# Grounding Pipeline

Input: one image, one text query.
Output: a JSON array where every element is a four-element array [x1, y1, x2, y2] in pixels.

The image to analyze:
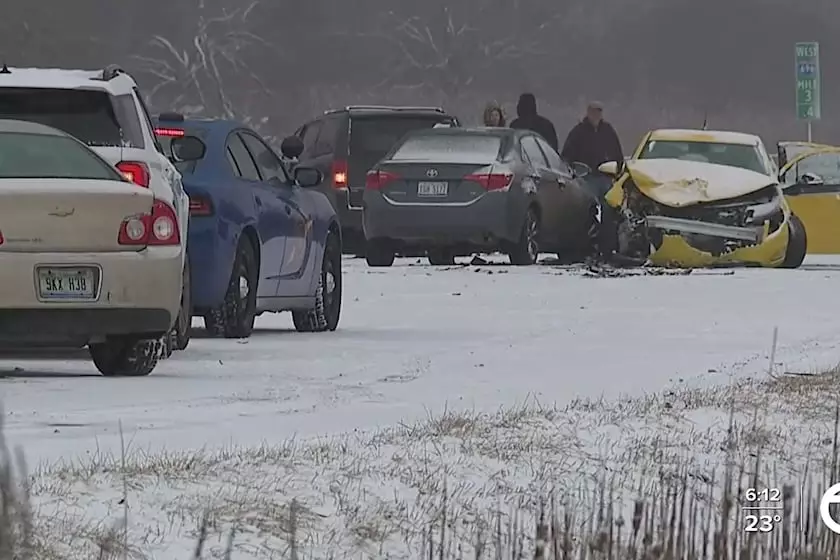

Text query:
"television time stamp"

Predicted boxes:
[[742, 487, 783, 533]]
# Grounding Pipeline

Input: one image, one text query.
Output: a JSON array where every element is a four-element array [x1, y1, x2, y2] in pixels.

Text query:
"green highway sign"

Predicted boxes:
[[796, 41, 820, 120]]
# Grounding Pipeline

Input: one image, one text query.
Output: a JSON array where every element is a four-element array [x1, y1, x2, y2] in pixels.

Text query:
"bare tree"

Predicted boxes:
[[345, 0, 554, 97], [132, 0, 275, 118]]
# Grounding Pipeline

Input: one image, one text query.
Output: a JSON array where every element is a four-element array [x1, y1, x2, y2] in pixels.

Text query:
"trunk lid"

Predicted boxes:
[[347, 114, 456, 206], [373, 162, 503, 204], [625, 159, 774, 207], [0, 179, 154, 252]]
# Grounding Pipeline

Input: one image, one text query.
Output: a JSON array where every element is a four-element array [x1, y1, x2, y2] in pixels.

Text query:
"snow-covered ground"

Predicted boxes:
[[3, 256, 840, 557], [2, 256, 840, 467]]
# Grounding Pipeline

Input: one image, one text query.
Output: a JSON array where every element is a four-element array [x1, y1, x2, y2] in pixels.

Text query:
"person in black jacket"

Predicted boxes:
[[509, 93, 558, 151], [560, 101, 623, 199], [561, 102, 624, 261]]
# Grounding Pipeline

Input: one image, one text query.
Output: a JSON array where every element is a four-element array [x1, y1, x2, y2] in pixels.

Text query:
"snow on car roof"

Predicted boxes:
[[0, 67, 135, 93], [648, 129, 759, 146]]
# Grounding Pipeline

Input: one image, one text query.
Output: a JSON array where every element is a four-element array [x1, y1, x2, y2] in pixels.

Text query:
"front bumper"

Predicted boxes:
[[647, 214, 790, 268]]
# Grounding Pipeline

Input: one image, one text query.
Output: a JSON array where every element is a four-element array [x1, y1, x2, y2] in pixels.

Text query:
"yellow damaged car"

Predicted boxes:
[[776, 141, 840, 254], [597, 129, 807, 268]]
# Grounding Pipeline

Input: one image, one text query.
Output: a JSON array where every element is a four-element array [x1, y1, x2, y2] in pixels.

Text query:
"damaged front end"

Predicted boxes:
[[616, 177, 789, 266]]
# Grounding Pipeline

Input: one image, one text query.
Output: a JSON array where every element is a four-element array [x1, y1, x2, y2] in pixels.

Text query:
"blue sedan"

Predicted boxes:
[[153, 113, 342, 339]]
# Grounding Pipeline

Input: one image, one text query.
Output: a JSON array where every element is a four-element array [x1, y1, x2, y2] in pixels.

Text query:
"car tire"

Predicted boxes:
[[365, 239, 395, 267], [781, 213, 807, 269], [292, 231, 342, 332], [203, 311, 224, 337], [427, 249, 455, 266], [172, 259, 192, 351], [89, 336, 162, 377], [216, 238, 258, 338], [508, 208, 540, 265]]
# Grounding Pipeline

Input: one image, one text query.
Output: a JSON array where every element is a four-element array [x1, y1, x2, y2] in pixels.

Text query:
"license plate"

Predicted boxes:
[[37, 267, 97, 301], [417, 181, 448, 196]]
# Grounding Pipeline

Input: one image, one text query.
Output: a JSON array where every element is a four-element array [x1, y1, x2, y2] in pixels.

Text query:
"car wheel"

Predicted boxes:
[[89, 336, 162, 377], [172, 259, 192, 350], [365, 239, 395, 267], [216, 238, 258, 338], [781, 213, 807, 269], [427, 249, 455, 266], [292, 231, 342, 332], [508, 208, 540, 265]]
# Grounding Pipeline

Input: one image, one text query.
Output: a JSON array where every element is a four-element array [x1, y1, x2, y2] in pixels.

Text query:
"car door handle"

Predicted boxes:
[[285, 205, 291, 215], [255, 196, 262, 206]]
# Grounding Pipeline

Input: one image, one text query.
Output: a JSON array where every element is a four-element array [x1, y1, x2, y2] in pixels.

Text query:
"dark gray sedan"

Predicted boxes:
[[361, 127, 599, 266]]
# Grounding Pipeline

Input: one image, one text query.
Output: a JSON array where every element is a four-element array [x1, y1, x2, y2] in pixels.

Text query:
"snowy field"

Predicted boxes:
[[3, 256, 840, 557]]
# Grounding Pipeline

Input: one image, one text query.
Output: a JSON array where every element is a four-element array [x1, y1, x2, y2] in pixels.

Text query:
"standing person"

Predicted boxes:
[[560, 102, 624, 262], [482, 102, 506, 127], [509, 93, 558, 151], [560, 101, 623, 200]]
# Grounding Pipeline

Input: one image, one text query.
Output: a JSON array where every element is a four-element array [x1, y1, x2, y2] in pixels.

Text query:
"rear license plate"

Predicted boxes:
[[417, 181, 449, 196], [37, 267, 97, 301]]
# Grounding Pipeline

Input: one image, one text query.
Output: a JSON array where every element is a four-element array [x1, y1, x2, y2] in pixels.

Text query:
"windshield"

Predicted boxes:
[[0, 88, 144, 148], [389, 133, 502, 164], [0, 131, 126, 180], [639, 140, 767, 174]]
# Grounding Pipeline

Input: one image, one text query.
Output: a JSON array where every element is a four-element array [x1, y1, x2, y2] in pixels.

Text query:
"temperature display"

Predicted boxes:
[[744, 513, 781, 533]]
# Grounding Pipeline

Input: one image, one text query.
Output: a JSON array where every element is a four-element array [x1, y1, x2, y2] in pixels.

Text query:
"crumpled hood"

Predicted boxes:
[[625, 159, 774, 207]]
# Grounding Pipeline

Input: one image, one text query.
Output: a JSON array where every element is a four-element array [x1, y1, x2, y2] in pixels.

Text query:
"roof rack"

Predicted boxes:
[[324, 105, 445, 115], [100, 64, 126, 81]]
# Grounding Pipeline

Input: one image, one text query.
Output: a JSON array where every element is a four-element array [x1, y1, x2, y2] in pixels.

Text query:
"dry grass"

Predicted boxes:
[[4, 369, 840, 557]]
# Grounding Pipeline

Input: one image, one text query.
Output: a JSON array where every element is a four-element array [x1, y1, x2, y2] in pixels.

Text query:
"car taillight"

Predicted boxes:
[[118, 199, 181, 246], [365, 170, 400, 190], [117, 161, 150, 188], [189, 195, 213, 216], [464, 172, 513, 191], [155, 128, 185, 137], [332, 160, 348, 190]]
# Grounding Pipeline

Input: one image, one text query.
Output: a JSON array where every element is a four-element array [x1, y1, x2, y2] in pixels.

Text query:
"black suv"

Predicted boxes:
[[294, 106, 460, 254]]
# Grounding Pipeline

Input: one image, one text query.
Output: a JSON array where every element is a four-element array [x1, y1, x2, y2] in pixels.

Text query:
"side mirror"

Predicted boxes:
[[294, 166, 323, 187], [570, 161, 591, 178], [281, 135, 304, 159], [598, 161, 619, 176], [169, 135, 206, 162], [800, 172, 824, 185]]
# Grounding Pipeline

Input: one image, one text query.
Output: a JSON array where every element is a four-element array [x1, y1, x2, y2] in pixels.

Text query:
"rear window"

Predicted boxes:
[[0, 131, 125, 180], [154, 124, 210, 175], [0, 88, 144, 148], [349, 115, 452, 156], [389, 133, 502, 164]]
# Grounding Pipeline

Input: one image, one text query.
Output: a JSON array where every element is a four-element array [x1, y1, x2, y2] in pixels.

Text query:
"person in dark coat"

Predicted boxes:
[[560, 101, 624, 188], [560, 101, 624, 261], [509, 93, 558, 151]]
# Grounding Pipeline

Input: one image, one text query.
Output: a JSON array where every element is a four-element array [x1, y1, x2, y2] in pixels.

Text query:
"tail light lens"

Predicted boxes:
[[464, 172, 513, 191], [117, 161, 150, 188], [118, 199, 181, 246], [331, 160, 348, 190], [154, 128, 185, 137], [365, 170, 400, 190], [189, 195, 213, 216]]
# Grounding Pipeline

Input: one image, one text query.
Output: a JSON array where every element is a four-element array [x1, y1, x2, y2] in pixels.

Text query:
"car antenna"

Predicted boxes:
[[0, 62, 11, 74], [701, 111, 708, 130]]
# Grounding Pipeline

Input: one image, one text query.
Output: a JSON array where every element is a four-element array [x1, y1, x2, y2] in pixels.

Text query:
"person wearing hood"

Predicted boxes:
[[482, 102, 506, 127], [509, 93, 558, 151]]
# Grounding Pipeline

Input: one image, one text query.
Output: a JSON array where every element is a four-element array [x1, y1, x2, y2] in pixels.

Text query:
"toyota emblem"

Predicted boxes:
[[426, 169, 439, 178]]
